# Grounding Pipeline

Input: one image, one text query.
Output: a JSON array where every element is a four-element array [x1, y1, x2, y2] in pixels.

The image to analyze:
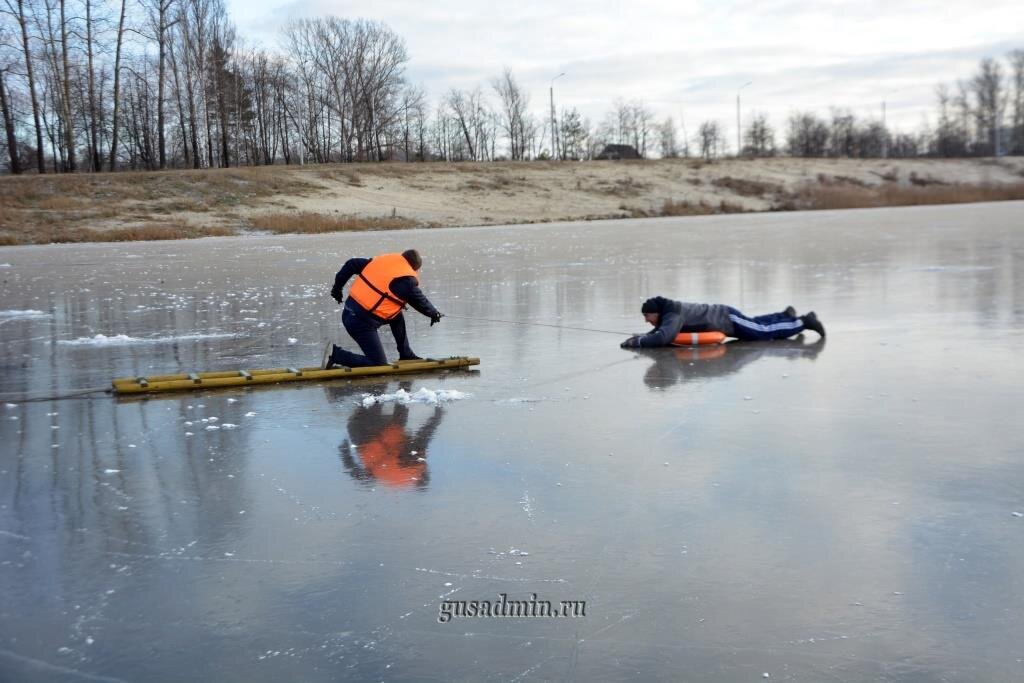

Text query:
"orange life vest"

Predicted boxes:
[[349, 253, 419, 320]]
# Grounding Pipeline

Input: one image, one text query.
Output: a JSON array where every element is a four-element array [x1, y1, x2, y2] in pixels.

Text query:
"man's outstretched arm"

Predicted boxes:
[[637, 310, 683, 347], [331, 257, 370, 302], [391, 277, 441, 321]]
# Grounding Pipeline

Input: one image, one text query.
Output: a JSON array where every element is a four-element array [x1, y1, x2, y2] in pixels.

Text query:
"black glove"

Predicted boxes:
[[430, 311, 444, 327], [330, 287, 343, 304], [620, 336, 641, 349]]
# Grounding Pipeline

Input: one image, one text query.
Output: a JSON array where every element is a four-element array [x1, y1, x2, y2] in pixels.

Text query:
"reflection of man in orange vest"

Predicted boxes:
[[339, 401, 444, 489], [323, 249, 443, 368]]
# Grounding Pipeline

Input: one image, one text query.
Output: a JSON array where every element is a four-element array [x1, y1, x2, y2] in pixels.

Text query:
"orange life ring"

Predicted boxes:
[[672, 331, 727, 346]]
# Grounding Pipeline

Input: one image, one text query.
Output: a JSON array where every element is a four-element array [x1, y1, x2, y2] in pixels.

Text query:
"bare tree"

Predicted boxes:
[[2, 0, 45, 171], [855, 121, 887, 158], [743, 112, 775, 157], [81, 0, 103, 171], [1008, 50, 1024, 154], [828, 109, 856, 157], [697, 120, 721, 160], [491, 67, 528, 160], [657, 116, 678, 158], [0, 57, 21, 173], [144, 0, 178, 168], [971, 57, 1004, 155], [447, 87, 480, 160], [786, 112, 828, 157], [559, 106, 587, 160], [107, 0, 126, 169], [932, 84, 968, 157]]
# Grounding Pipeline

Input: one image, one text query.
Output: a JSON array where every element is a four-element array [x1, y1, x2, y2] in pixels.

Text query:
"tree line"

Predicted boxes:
[[0, 0, 1022, 174]]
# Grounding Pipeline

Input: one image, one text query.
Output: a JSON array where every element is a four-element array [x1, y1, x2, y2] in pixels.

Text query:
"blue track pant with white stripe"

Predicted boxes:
[[727, 307, 805, 341]]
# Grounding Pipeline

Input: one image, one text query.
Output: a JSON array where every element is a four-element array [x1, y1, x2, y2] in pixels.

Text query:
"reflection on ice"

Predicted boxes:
[[0, 202, 1022, 681], [340, 396, 443, 490], [640, 338, 826, 389], [56, 332, 239, 346]]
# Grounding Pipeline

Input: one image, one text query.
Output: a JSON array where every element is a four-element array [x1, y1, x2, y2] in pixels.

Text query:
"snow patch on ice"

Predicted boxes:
[[360, 387, 470, 406], [57, 332, 237, 346]]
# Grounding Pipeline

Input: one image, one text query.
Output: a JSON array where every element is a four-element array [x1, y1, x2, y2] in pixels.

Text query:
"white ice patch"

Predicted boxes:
[[360, 387, 470, 407], [0, 309, 49, 318], [911, 265, 994, 272], [57, 332, 237, 346]]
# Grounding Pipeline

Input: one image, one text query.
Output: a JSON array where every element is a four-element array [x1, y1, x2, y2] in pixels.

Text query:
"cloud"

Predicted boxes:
[[226, 0, 1024, 135]]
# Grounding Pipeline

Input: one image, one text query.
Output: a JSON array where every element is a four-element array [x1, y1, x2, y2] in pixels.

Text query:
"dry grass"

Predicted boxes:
[[585, 175, 653, 198], [789, 182, 1024, 210], [460, 174, 515, 192], [0, 222, 235, 245], [0, 166, 316, 213], [248, 211, 420, 234], [0, 166, 318, 241], [659, 198, 747, 216], [315, 168, 365, 186], [870, 168, 900, 183], [908, 171, 948, 187], [817, 173, 869, 187], [711, 176, 783, 197], [2, 159, 1023, 245]]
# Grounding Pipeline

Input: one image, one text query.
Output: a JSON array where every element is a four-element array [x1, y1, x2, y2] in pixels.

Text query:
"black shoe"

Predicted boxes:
[[399, 354, 423, 361], [783, 305, 797, 318], [322, 342, 337, 369], [800, 311, 826, 338]]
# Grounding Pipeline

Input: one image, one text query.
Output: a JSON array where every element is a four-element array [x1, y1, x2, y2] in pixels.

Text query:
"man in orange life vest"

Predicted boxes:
[[323, 249, 443, 369]]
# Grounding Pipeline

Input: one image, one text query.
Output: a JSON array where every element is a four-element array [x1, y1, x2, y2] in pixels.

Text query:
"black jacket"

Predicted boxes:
[[331, 257, 439, 321]]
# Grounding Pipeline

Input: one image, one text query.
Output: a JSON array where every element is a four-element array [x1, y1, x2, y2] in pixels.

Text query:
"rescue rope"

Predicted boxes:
[[443, 313, 629, 337]]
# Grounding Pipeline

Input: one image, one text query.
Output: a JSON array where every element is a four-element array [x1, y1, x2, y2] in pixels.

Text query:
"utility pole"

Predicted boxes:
[[736, 81, 752, 157], [550, 72, 565, 160]]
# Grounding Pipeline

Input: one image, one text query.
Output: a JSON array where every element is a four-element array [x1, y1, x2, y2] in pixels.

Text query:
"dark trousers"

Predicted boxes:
[[331, 303, 416, 368], [727, 307, 805, 341]]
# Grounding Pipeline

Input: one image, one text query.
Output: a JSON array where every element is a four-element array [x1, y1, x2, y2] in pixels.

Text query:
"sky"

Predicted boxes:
[[225, 0, 1024, 148]]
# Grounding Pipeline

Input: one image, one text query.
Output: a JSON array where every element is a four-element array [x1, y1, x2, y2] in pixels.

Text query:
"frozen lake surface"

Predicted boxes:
[[1, 202, 1023, 681]]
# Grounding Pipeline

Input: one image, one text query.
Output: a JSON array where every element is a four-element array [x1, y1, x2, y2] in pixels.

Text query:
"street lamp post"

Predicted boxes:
[[550, 72, 565, 160], [882, 99, 887, 158], [736, 81, 752, 157], [881, 88, 899, 159]]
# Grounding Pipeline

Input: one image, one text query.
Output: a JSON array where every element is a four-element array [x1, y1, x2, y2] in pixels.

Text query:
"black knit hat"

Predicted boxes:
[[641, 298, 660, 314]]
